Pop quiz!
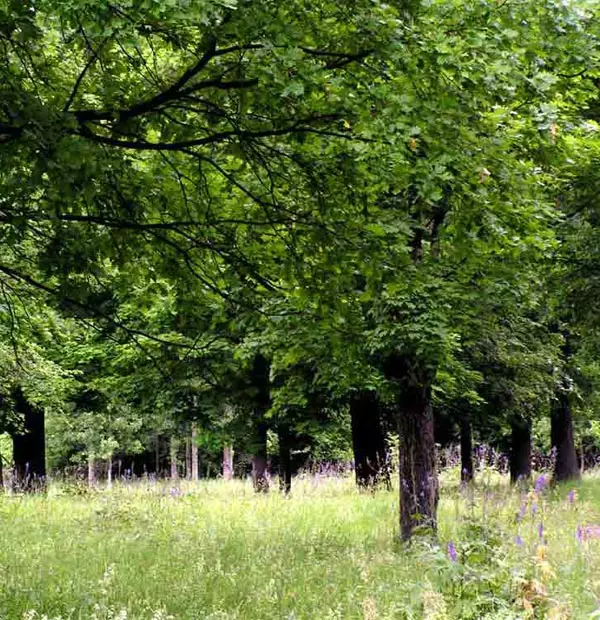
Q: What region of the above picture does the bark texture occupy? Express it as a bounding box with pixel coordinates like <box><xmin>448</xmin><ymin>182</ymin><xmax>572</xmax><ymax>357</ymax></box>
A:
<box><xmin>460</xmin><ymin>420</ymin><xmax>474</xmax><ymax>483</ymax></box>
<box><xmin>350</xmin><ymin>391</ymin><xmax>390</xmax><ymax>490</ymax></box>
<box><xmin>88</xmin><ymin>456</ymin><xmax>96</xmax><ymax>487</ymax></box>
<box><xmin>398</xmin><ymin>379</ymin><xmax>438</xmax><ymax>540</ymax></box>
<box><xmin>551</xmin><ymin>391</ymin><xmax>580</xmax><ymax>482</ymax></box>
<box><xmin>510</xmin><ymin>417</ymin><xmax>532</xmax><ymax>484</ymax></box>
<box><xmin>222</xmin><ymin>445</ymin><xmax>233</xmax><ymax>480</ymax></box>
<box><xmin>12</xmin><ymin>387</ymin><xmax>46</xmax><ymax>491</ymax></box>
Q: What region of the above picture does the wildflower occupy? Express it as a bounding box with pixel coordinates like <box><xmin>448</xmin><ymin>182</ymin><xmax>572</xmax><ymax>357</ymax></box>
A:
<box><xmin>568</xmin><ymin>489</ymin><xmax>577</xmax><ymax>504</ymax></box>
<box><xmin>515</xmin><ymin>535</ymin><xmax>524</xmax><ymax>547</ymax></box>
<box><xmin>538</xmin><ymin>523</ymin><xmax>544</xmax><ymax>541</ymax></box>
<box><xmin>447</xmin><ymin>541</ymin><xmax>457</xmax><ymax>563</ymax></box>
<box><xmin>517</xmin><ymin>502</ymin><xmax>527</xmax><ymax>522</ymax></box>
<box><xmin>577</xmin><ymin>526</ymin><xmax>583</xmax><ymax>543</ymax></box>
<box><xmin>534</xmin><ymin>474</ymin><xmax>548</xmax><ymax>493</ymax></box>
<box><xmin>531</xmin><ymin>502</ymin><xmax>538</xmax><ymax>516</ymax></box>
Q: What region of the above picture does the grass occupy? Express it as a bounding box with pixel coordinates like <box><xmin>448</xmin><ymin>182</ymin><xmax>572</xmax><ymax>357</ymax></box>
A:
<box><xmin>1</xmin><ymin>469</ymin><xmax>600</xmax><ymax>619</ymax></box>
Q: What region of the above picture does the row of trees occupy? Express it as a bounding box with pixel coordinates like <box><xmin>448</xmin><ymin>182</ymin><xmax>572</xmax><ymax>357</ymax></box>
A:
<box><xmin>1</xmin><ymin>0</ymin><xmax>600</xmax><ymax>539</ymax></box>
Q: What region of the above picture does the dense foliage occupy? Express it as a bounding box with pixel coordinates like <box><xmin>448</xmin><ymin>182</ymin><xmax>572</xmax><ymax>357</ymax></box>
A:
<box><xmin>1</xmin><ymin>0</ymin><xmax>600</xmax><ymax>538</ymax></box>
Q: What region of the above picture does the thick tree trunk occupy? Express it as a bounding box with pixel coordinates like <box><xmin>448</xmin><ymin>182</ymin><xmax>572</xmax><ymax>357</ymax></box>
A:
<box><xmin>460</xmin><ymin>420</ymin><xmax>474</xmax><ymax>483</ymax></box>
<box><xmin>510</xmin><ymin>417</ymin><xmax>532</xmax><ymax>484</ymax></box>
<box><xmin>350</xmin><ymin>391</ymin><xmax>390</xmax><ymax>490</ymax></box>
<box><xmin>250</xmin><ymin>354</ymin><xmax>271</xmax><ymax>493</ymax></box>
<box><xmin>88</xmin><ymin>456</ymin><xmax>96</xmax><ymax>487</ymax></box>
<box><xmin>397</xmin><ymin>379</ymin><xmax>438</xmax><ymax>541</ymax></box>
<box><xmin>12</xmin><ymin>387</ymin><xmax>46</xmax><ymax>492</ymax></box>
<box><xmin>278</xmin><ymin>424</ymin><xmax>292</xmax><ymax>495</ymax></box>
<box><xmin>252</xmin><ymin>422</ymin><xmax>269</xmax><ymax>493</ymax></box>
<box><xmin>191</xmin><ymin>424</ymin><xmax>199</xmax><ymax>481</ymax></box>
<box><xmin>170</xmin><ymin>437</ymin><xmax>179</xmax><ymax>480</ymax></box>
<box><xmin>551</xmin><ymin>391</ymin><xmax>580</xmax><ymax>482</ymax></box>
<box><xmin>222</xmin><ymin>445</ymin><xmax>233</xmax><ymax>480</ymax></box>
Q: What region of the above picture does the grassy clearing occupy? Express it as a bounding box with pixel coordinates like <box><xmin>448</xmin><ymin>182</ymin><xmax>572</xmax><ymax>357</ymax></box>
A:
<box><xmin>1</xmin><ymin>470</ymin><xmax>599</xmax><ymax>619</ymax></box>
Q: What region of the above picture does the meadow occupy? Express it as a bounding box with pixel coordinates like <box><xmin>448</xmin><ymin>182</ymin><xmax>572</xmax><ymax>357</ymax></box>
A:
<box><xmin>0</xmin><ymin>470</ymin><xmax>599</xmax><ymax>620</ymax></box>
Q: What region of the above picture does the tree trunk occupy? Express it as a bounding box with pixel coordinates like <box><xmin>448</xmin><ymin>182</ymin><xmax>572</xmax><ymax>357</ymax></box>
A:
<box><xmin>350</xmin><ymin>391</ymin><xmax>390</xmax><ymax>490</ymax></box>
<box><xmin>222</xmin><ymin>445</ymin><xmax>233</xmax><ymax>480</ymax></box>
<box><xmin>510</xmin><ymin>417</ymin><xmax>532</xmax><ymax>484</ymax></box>
<box><xmin>170</xmin><ymin>437</ymin><xmax>179</xmax><ymax>480</ymax></box>
<box><xmin>460</xmin><ymin>420</ymin><xmax>474</xmax><ymax>483</ymax></box>
<box><xmin>252</xmin><ymin>422</ymin><xmax>269</xmax><ymax>493</ymax></box>
<box><xmin>278</xmin><ymin>424</ymin><xmax>292</xmax><ymax>495</ymax></box>
<box><xmin>107</xmin><ymin>456</ymin><xmax>113</xmax><ymax>488</ymax></box>
<box><xmin>88</xmin><ymin>456</ymin><xmax>96</xmax><ymax>487</ymax></box>
<box><xmin>397</xmin><ymin>377</ymin><xmax>438</xmax><ymax>541</ymax></box>
<box><xmin>12</xmin><ymin>387</ymin><xmax>46</xmax><ymax>492</ymax></box>
<box><xmin>0</xmin><ymin>451</ymin><xmax>4</xmax><ymax>491</ymax></box>
<box><xmin>185</xmin><ymin>436</ymin><xmax>192</xmax><ymax>480</ymax></box>
<box><xmin>551</xmin><ymin>391</ymin><xmax>580</xmax><ymax>482</ymax></box>
<box><xmin>191</xmin><ymin>424</ymin><xmax>199</xmax><ymax>481</ymax></box>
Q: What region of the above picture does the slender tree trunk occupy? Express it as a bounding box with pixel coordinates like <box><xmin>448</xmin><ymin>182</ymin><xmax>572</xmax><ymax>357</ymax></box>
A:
<box><xmin>222</xmin><ymin>445</ymin><xmax>233</xmax><ymax>480</ymax></box>
<box><xmin>12</xmin><ymin>387</ymin><xmax>46</xmax><ymax>492</ymax></box>
<box><xmin>0</xmin><ymin>452</ymin><xmax>4</xmax><ymax>491</ymax></box>
<box><xmin>185</xmin><ymin>437</ymin><xmax>192</xmax><ymax>480</ymax></box>
<box><xmin>252</xmin><ymin>422</ymin><xmax>269</xmax><ymax>493</ymax></box>
<box><xmin>510</xmin><ymin>417</ymin><xmax>532</xmax><ymax>484</ymax></box>
<box><xmin>107</xmin><ymin>456</ymin><xmax>113</xmax><ymax>488</ymax></box>
<box><xmin>551</xmin><ymin>391</ymin><xmax>580</xmax><ymax>483</ymax></box>
<box><xmin>350</xmin><ymin>391</ymin><xmax>390</xmax><ymax>490</ymax></box>
<box><xmin>191</xmin><ymin>424</ymin><xmax>199</xmax><ymax>481</ymax></box>
<box><xmin>155</xmin><ymin>435</ymin><xmax>160</xmax><ymax>477</ymax></box>
<box><xmin>460</xmin><ymin>420</ymin><xmax>474</xmax><ymax>483</ymax></box>
<box><xmin>278</xmin><ymin>424</ymin><xmax>292</xmax><ymax>495</ymax></box>
<box><xmin>170</xmin><ymin>437</ymin><xmax>179</xmax><ymax>480</ymax></box>
<box><xmin>88</xmin><ymin>456</ymin><xmax>96</xmax><ymax>487</ymax></box>
<box><xmin>397</xmin><ymin>379</ymin><xmax>438</xmax><ymax>540</ymax></box>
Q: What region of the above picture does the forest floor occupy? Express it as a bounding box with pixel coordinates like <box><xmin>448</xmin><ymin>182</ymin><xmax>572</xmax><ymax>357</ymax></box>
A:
<box><xmin>0</xmin><ymin>469</ymin><xmax>599</xmax><ymax>620</ymax></box>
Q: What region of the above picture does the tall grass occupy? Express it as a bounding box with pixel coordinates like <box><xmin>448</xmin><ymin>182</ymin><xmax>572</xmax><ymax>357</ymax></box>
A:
<box><xmin>0</xmin><ymin>469</ymin><xmax>599</xmax><ymax>619</ymax></box>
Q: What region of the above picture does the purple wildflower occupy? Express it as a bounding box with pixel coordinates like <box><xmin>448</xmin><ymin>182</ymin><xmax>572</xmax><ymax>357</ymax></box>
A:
<box><xmin>517</xmin><ymin>503</ymin><xmax>527</xmax><ymax>522</ymax></box>
<box><xmin>531</xmin><ymin>502</ymin><xmax>538</xmax><ymax>516</ymax></box>
<box><xmin>577</xmin><ymin>526</ymin><xmax>583</xmax><ymax>543</ymax></box>
<box><xmin>448</xmin><ymin>541</ymin><xmax>457</xmax><ymax>563</ymax></box>
<box><xmin>515</xmin><ymin>535</ymin><xmax>524</xmax><ymax>547</ymax></box>
<box><xmin>568</xmin><ymin>489</ymin><xmax>576</xmax><ymax>504</ymax></box>
<box><xmin>534</xmin><ymin>474</ymin><xmax>548</xmax><ymax>493</ymax></box>
<box><xmin>538</xmin><ymin>522</ymin><xmax>544</xmax><ymax>541</ymax></box>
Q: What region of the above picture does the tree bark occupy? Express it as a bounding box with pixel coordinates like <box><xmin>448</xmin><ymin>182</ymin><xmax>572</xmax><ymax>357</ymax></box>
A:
<box><xmin>398</xmin><ymin>379</ymin><xmax>438</xmax><ymax>540</ymax></box>
<box><xmin>170</xmin><ymin>436</ymin><xmax>179</xmax><ymax>480</ymax></box>
<box><xmin>551</xmin><ymin>391</ymin><xmax>580</xmax><ymax>482</ymax></box>
<box><xmin>250</xmin><ymin>354</ymin><xmax>271</xmax><ymax>493</ymax></box>
<box><xmin>191</xmin><ymin>424</ymin><xmax>199</xmax><ymax>481</ymax></box>
<box><xmin>252</xmin><ymin>422</ymin><xmax>269</xmax><ymax>493</ymax></box>
<box><xmin>107</xmin><ymin>456</ymin><xmax>113</xmax><ymax>488</ymax></box>
<box><xmin>350</xmin><ymin>391</ymin><xmax>390</xmax><ymax>490</ymax></box>
<box><xmin>510</xmin><ymin>417</ymin><xmax>532</xmax><ymax>484</ymax></box>
<box><xmin>88</xmin><ymin>456</ymin><xmax>96</xmax><ymax>487</ymax></box>
<box><xmin>12</xmin><ymin>387</ymin><xmax>46</xmax><ymax>492</ymax></box>
<box><xmin>460</xmin><ymin>419</ymin><xmax>474</xmax><ymax>483</ymax></box>
<box><xmin>278</xmin><ymin>424</ymin><xmax>292</xmax><ymax>495</ymax></box>
<box><xmin>0</xmin><ymin>451</ymin><xmax>3</xmax><ymax>491</ymax></box>
<box><xmin>222</xmin><ymin>445</ymin><xmax>233</xmax><ymax>480</ymax></box>
<box><xmin>185</xmin><ymin>436</ymin><xmax>191</xmax><ymax>480</ymax></box>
